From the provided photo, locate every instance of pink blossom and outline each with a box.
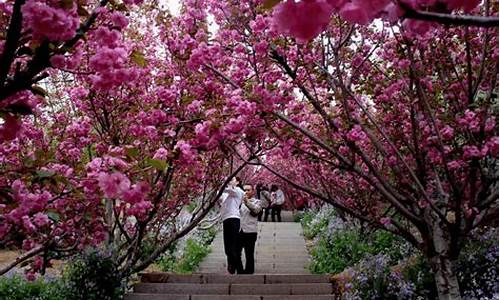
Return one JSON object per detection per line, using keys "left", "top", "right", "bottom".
{"left": 21, "top": 0, "right": 79, "bottom": 41}
{"left": 273, "top": 0, "right": 335, "bottom": 43}
{"left": 187, "top": 100, "right": 203, "bottom": 113}
{"left": 440, "top": 125, "right": 454, "bottom": 140}
{"left": 153, "top": 148, "right": 169, "bottom": 160}
{"left": 346, "top": 125, "right": 367, "bottom": 142}
{"left": 447, "top": 160, "right": 462, "bottom": 170}
{"left": 486, "top": 137, "right": 499, "bottom": 158}
{"left": 224, "top": 116, "right": 245, "bottom": 134}
{"left": 175, "top": 140, "right": 197, "bottom": 163}
{"left": 22, "top": 216, "right": 36, "bottom": 233}
{"left": 33, "top": 213, "right": 50, "bottom": 227}
{"left": 254, "top": 40, "right": 268, "bottom": 56}
{"left": 339, "top": 2, "right": 370, "bottom": 25}
{"left": 50, "top": 55, "right": 66, "bottom": 69}
{"left": 111, "top": 12, "right": 129, "bottom": 29}
{"left": 462, "top": 145, "right": 481, "bottom": 160}
{"left": 127, "top": 200, "right": 153, "bottom": 220}
{"left": 403, "top": 19, "right": 433, "bottom": 35}
{"left": 98, "top": 172, "right": 131, "bottom": 198}
{"left": 89, "top": 47, "right": 128, "bottom": 72}
{"left": 122, "top": 182, "right": 150, "bottom": 204}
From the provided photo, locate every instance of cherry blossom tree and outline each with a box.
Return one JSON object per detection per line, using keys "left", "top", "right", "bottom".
{"left": 0, "top": 0, "right": 260, "bottom": 279}
{"left": 186, "top": 1, "right": 498, "bottom": 298}
{"left": 0, "top": 0, "right": 497, "bottom": 298}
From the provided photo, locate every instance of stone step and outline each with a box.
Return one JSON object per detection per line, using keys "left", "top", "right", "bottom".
{"left": 125, "top": 295, "right": 336, "bottom": 300}
{"left": 133, "top": 283, "right": 333, "bottom": 295}
{"left": 140, "top": 273, "right": 330, "bottom": 284}
{"left": 196, "top": 269, "right": 312, "bottom": 275}
{"left": 198, "top": 263, "right": 309, "bottom": 269}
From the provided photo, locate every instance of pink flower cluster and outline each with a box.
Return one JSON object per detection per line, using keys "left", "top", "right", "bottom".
{"left": 98, "top": 172, "right": 131, "bottom": 198}
{"left": 21, "top": 0, "right": 80, "bottom": 41}
{"left": 346, "top": 125, "right": 367, "bottom": 142}
{"left": 272, "top": 0, "right": 482, "bottom": 42}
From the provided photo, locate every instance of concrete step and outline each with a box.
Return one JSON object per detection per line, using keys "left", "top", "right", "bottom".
{"left": 125, "top": 294, "right": 336, "bottom": 300}
{"left": 140, "top": 273, "right": 331, "bottom": 284}
{"left": 198, "top": 263, "right": 309, "bottom": 270}
{"left": 134, "top": 283, "right": 229, "bottom": 294}
{"left": 133, "top": 283, "right": 333, "bottom": 295}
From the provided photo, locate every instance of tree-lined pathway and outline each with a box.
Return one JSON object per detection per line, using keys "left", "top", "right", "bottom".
{"left": 125, "top": 212, "right": 339, "bottom": 299}
{"left": 198, "top": 211, "right": 310, "bottom": 274}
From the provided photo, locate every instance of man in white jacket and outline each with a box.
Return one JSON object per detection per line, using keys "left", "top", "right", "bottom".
{"left": 239, "top": 184, "right": 262, "bottom": 274}
{"left": 220, "top": 177, "right": 244, "bottom": 274}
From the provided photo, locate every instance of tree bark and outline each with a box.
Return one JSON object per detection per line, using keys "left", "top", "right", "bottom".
{"left": 426, "top": 210, "right": 462, "bottom": 300}
{"left": 429, "top": 255, "right": 461, "bottom": 300}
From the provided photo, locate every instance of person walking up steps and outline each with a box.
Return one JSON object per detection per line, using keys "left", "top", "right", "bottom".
{"left": 220, "top": 177, "right": 244, "bottom": 274}
{"left": 256, "top": 183, "right": 271, "bottom": 222}
{"left": 239, "top": 184, "right": 262, "bottom": 274}
{"left": 270, "top": 184, "right": 285, "bottom": 222}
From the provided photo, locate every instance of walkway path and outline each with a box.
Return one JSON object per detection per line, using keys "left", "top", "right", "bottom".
{"left": 198, "top": 211, "right": 311, "bottom": 274}
{"left": 125, "top": 211, "right": 338, "bottom": 299}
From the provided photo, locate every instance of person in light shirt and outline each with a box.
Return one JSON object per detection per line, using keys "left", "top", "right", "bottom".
{"left": 238, "top": 184, "right": 262, "bottom": 274}
{"left": 220, "top": 177, "right": 244, "bottom": 274}
{"left": 270, "top": 184, "right": 285, "bottom": 222}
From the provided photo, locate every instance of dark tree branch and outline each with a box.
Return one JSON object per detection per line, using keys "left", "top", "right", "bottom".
{"left": 404, "top": 9, "right": 499, "bottom": 27}
{"left": 0, "top": 0, "right": 26, "bottom": 89}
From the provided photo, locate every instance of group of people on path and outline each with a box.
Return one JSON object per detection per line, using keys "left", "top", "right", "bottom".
{"left": 256, "top": 183, "right": 285, "bottom": 223}
{"left": 219, "top": 177, "right": 285, "bottom": 274}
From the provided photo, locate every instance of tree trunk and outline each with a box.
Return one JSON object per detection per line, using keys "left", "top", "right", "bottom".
{"left": 429, "top": 255, "right": 461, "bottom": 300}
{"left": 425, "top": 208, "right": 462, "bottom": 300}
{"left": 424, "top": 208, "right": 461, "bottom": 300}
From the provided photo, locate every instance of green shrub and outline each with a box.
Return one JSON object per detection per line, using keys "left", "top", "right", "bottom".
{"left": 157, "top": 227, "right": 216, "bottom": 274}
{"left": 156, "top": 242, "right": 178, "bottom": 272}
{"left": 301, "top": 210, "right": 330, "bottom": 240}
{"left": 343, "top": 228, "right": 498, "bottom": 299}
{"left": 293, "top": 211, "right": 304, "bottom": 223}
{"left": 61, "top": 248, "right": 124, "bottom": 300}
{"left": 174, "top": 239, "right": 211, "bottom": 274}
{"left": 310, "top": 230, "right": 372, "bottom": 274}
{"left": 369, "top": 230, "right": 412, "bottom": 264}
{"left": 0, "top": 275, "right": 64, "bottom": 300}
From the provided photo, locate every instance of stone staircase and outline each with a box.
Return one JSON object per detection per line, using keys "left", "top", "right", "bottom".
{"left": 199, "top": 221, "right": 310, "bottom": 274}
{"left": 125, "top": 273, "right": 336, "bottom": 299}
{"left": 125, "top": 211, "right": 337, "bottom": 299}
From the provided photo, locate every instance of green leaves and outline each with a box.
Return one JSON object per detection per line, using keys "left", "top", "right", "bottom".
{"left": 130, "top": 49, "right": 148, "bottom": 68}
{"left": 36, "top": 170, "right": 56, "bottom": 179}
{"left": 47, "top": 211, "right": 61, "bottom": 222}
{"left": 147, "top": 158, "right": 168, "bottom": 171}
{"left": 125, "top": 147, "right": 140, "bottom": 159}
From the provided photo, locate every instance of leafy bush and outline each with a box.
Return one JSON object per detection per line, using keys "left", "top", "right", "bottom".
{"left": 0, "top": 275, "right": 64, "bottom": 300}
{"left": 174, "top": 238, "right": 211, "bottom": 274}
{"left": 61, "top": 248, "right": 124, "bottom": 300}
{"left": 457, "top": 228, "right": 498, "bottom": 299}
{"left": 310, "top": 230, "right": 372, "bottom": 274}
{"left": 344, "top": 254, "right": 416, "bottom": 300}
{"left": 301, "top": 209, "right": 333, "bottom": 240}
{"left": 293, "top": 211, "right": 304, "bottom": 223}
{"left": 342, "top": 227, "right": 499, "bottom": 299}
{"left": 157, "top": 226, "right": 216, "bottom": 274}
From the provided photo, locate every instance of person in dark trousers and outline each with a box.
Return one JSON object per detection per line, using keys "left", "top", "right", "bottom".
{"left": 239, "top": 184, "right": 262, "bottom": 274}
{"left": 256, "top": 183, "right": 271, "bottom": 222}
{"left": 270, "top": 184, "right": 285, "bottom": 222}
{"left": 220, "top": 177, "right": 244, "bottom": 274}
